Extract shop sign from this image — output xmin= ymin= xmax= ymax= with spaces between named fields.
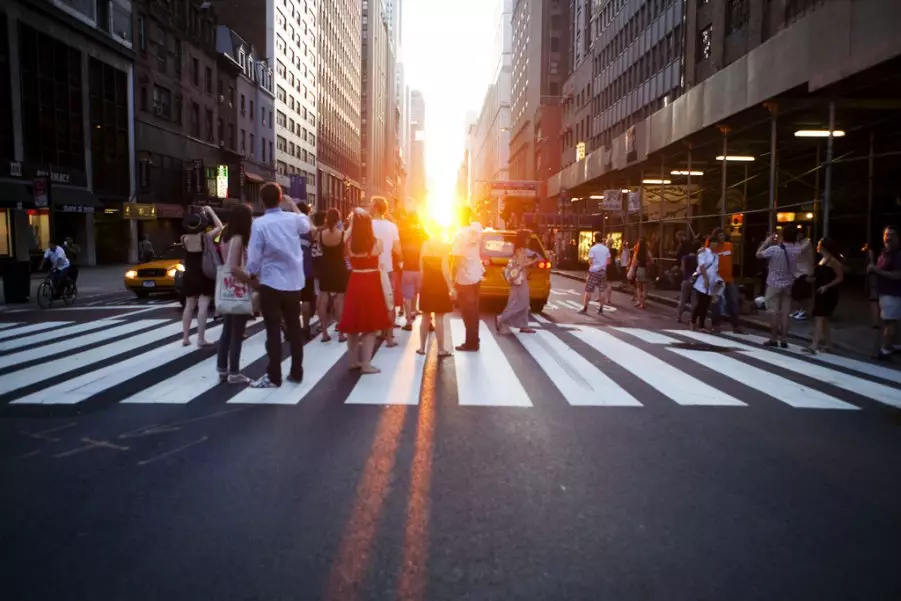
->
xmin=156 ymin=203 xmax=186 ymax=219
xmin=3 ymin=161 xmax=87 ymax=187
xmin=122 ymin=203 xmax=157 ymax=220
xmin=33 ymin=177 xmax=49 ymax=208
xmin=59 ymin=204 xmax=94 ymax=213
xmin=215 ymin=165 xmax=229 ymax=199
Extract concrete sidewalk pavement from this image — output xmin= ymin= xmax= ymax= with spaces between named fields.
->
xmin=554 ymin=269 xmax=885 ymax=358
xmin=1 ymin=264 xmax=130 ymax=305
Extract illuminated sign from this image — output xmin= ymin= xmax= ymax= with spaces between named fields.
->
xmin=215 ymin=165 xmax=229 ymax=199
xmin=576 ymin=142 xmax=586 ymax=161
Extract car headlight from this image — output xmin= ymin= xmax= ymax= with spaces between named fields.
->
xmin=173 ymin=263 xmax=185 ymax=272
xmin=125 ymin=270 xmax=137 ymax=279
xmin=167 ymin=268 xmax=177 ymax=278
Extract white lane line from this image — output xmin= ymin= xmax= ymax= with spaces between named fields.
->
xmin=0 ymin=319 xmax=122 ymax=352
xmin=0 ymin=323 xmax=21 ymax=330
xmin=344 ymin=323 xmax=426 ymax=405
xmin=11 ymin=325 xmax=223 ymax=405
xmin=562 ymin=300 xmax=584 ymax=310
xmin=0 ymin=322 xmax=70 ymax=342
xmin=0 ymin=319 xmax=169 ymax=370
xmin=572 ymin=327 xmax=746 ymax=406
xmin=549 ymin=290 xmax=569 ymax=296
xmin=544 ymin=302 xmax=559 ymax=310
xmin=667 ymin=347 xmax=858 ymax=410
xmin=123 ymin=330 xmax=268 ymax=404
xmin=722 ymin=331 xmax=901 ymax=386
xmin=450 ymin=318 xmax=532 ymax=407
xmin=514 ymin=329 xmax=642 ymax=406
xmin=532 ymin=313 xmax=552 ymax=324
xmin=52 ymin=304 xmax=181 ymax=310
xmin=0 ymin=321 xmax=186 ymax=396
xmin=613 ymin=328 xmax=680 ymax=345
xmin=671 ymin=330 xmax=901 ymax=409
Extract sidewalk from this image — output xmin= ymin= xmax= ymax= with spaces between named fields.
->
xmin=1 ymin=264 xmax=129 ymax=305
xmin=553 ymin=269 xmax=882 ymax=358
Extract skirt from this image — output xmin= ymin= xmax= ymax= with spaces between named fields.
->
xmin=337 ymin=271 xmax=394 ymax=334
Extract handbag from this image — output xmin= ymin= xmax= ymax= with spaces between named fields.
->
xmin=503 ymin=258 xmax=524 ymax=286
xmin=201 ymin=233 xmax=222 ymax=279
xmin=379 ymin=265 xmax=394 ymax=312
xmin=215 ymin=266 xmax=253 ymax=314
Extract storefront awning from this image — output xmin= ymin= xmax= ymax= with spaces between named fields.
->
xmin=51 ymin=186 xmax=103 ymax=213
xmin=0 ymin=180 xmax=32 ymax=207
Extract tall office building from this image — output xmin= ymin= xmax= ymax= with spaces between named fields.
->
xmin=316 ymin=0 xmax=363 ymax=214
xmin=217 ymin=0 xmax=319 ymax=205
xmin=361 ymin=0 xmax=393 ymax=201
xmin=408 ymin=89 xmax=426 ymax=207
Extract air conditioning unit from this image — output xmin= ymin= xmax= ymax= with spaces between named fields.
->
xmin=152 ymin=104 xmax=163 ymax=115
xmin=218 ymin=94 xmax=225 ymax=104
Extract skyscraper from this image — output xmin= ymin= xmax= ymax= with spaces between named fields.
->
xmin=361 ymin=0 xmax=394 ymax=202
xmin=316 ymin=0 xmax=363 ymax=214
xmin=408 ymin=89 xmax=426 ymax=207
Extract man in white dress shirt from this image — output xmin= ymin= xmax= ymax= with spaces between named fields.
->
xmin=370 ymin=196 xmax=402 ymax=347
xmin=246 ymin=183 xmax=312 ymax=388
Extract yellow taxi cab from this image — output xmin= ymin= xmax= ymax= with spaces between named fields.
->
xmin=477 ymin=229 xmax=552 ymax=313
xmin=124 ymin=244 xmax=185 ymax=298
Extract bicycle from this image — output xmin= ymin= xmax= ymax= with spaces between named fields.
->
xmin=36 ymin=271 xmax=78 ymax=309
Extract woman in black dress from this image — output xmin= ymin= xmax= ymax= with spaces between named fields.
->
xmin=181 ymin=206 xmax=223 ymax=347
xmin=317 ymin=208 xmax=349 ymax=343
xmin=417 ymin=235 xmax=453 ymax=357
xmin=807 ymin=237 xmax=844 ymax=354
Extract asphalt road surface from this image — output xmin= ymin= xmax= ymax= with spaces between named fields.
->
xmin=1 ymin=275 xmax=900 ymax=600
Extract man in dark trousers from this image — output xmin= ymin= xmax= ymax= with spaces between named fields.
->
xmin=246 ymin=183 xmax=311 ymax=388
xmin=451 ymin=207 xmax=485 ymax=352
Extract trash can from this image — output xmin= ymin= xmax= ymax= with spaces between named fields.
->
xmin=2 ymin=260 xmax=32 ymax=304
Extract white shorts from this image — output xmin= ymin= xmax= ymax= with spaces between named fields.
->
xmin=879 ymin=295 xmax=901 ymax=322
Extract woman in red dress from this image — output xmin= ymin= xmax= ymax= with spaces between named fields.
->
xmin=337 ymin=209 xmax=392 ymax=374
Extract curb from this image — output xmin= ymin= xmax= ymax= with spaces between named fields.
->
xmin=552 ymin=269 xmax=867 ymax=357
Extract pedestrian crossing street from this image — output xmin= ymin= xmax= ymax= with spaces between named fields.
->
xmin=0 ymin=315 xmax=899 ymax=412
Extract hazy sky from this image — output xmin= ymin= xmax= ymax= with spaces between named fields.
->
xmin=402 ymin=0 xmax=500 ymax=219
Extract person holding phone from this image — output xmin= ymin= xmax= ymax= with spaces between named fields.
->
xmin=757 ymin=228 xmax=803 ymax=347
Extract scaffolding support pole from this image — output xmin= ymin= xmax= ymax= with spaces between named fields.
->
xmin=867 ymin=130 xmax=874 ymax=245
xmin=766 ymin=103 xmax=778 ymax=234
xmin=720 ymin=125 xmax=730 ymax=231
xmin=660 ymin=154 xmax=666 ymax=259
xmin=823 ymin=100 xmax=836 ymax=238
xmin=686 ymin=146 xmax=692 ymax=237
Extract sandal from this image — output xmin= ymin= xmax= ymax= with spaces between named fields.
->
xmin=385 ymin=340 xmax=399 ymax=348
xmin=519 ymin=328 xmax=537 ymax=334
xmin=438 ymin=350 xmax=452 ymax=358
xmin=321 ymin=334 xmax=332 ymax=343
xmin=360 ymin=365 xmax=381 ymax=374
xmin=416 ymin=348 xmax=426 ymax=355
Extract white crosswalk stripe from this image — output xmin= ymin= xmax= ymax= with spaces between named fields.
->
xmin=1 ymin=318 xmax=899 ymax=412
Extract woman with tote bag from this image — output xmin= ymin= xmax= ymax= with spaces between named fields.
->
xmin=215 ymin=204 xmax=254 ymax=384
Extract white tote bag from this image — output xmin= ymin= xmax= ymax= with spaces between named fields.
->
xmin=215 ymin=266 xmax=253 ymax=315
xmin=379 ymin=265 xmax=394 ymax=313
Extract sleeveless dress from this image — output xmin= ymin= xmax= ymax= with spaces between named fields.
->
xmin=318 ymin=231 xmax=348 ymax=294
xmin=337 ymin=253 xmax=393 ymax=334
xmin=812 ymin=263 xmax=839 ymax=317
xmin=183 ymin=249 xmax=215 ymax=297
xmin=419 ymin=256 xmax=453 ymax=314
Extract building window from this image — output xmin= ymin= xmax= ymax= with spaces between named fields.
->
xmin=152 ymin=85 xmax=172 ymax=117
xmin=88 ymin=57 xmax=129 ymax=197
xmin=240 ymin=94 xmax=246 ymax=114
xmin=190 ymin=102 xmax=200 ymax=137
xmin=727 ymin=0 xmax=749 ymax=34
xmin=58 ymin=0 xmax=95 ymax=21
xmin=205 ymin=108 xmax=213 ymax=141
xmin=240 ymin=129 xmax=246 ymax=153
xmin=140 ymin=86 xmax=147 ymax=111
xmin=192 ymin=57 xmax=199 ymax=85
xmin=111 ymin=0 xmax=132 ymax=43
xmin=174 ymin=95 xmax=182 ymax=124
xmin=205 ymin=66 xmax=212 ymax=93
xmin=262 ymin=137 xmax=267 ymax=162
xmin=698 ymin=25 xmax=713 ymax=60
xmin=250 ymin=133 xmax=255 ymax=157
xmin=137 ymin=16 xmax=145 ymax=51
xmin=250 ymin=100 xmax=255 ymax=119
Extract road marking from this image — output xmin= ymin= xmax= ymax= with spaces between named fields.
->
xmin=122 ymin=329 xmax=268 ymax=404
xmin=0 ymin=319 xmax=169 ymax=370
xmin=612 ymin=328 xmax=680 ymax=345
xmin=562 ymin=300 xmax=584 ymax=310
xmin=50 ymin=303 xmax=181 ymax=310
xmin=344 ymin=322 xmax=426 ymax=405
xmin=572 ymin=327 xmax=746 ymax=406
xmin=0 ymin=319 xmax=122 ymax=352
xmin=0 ymin=323 xmax=21 ymax=330
xmin=514 ymin=329 xmax=642 ymax=406
xmin=450 ymin=318 xmax=531 ymax=407
xmin=722 ymin=331 xmax=901 ymax=385
xmin=532 ymin=313 xmax=552 ymax=324
xmin=11 ymin=324 xmax=223 ymax=405
xmin=0 ymin=321 xmax=184 ymax=396
xmin=54 ymin=437 xmax=130 ymax=458
xmin=0 ymin=321 xmax=69 ymax=341
xmin=137 ymin=436 xmax=208 ymax=467
xmin=671 ymin=330 xmax=901 ymax=409
xmin=667 ymin=347 xmax=859 ymax=410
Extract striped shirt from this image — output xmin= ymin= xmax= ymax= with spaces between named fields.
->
xmin=760 ymin=243 xmax=801 ymax=289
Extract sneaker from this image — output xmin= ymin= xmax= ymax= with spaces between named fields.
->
xmin=227 ymin=373 xmax=252 ymax=385
xmin=780 ymin=341 xmax=788 ymax=349
xmin=250 ymin=375 xmax=280 ymax=388
xmin=577 ymin=308 xmax=588 ymax=315
xmin=763 ymin=340 xmax=778 ymax=347
xmin=597 ymin=305 xmax=604 ymax=314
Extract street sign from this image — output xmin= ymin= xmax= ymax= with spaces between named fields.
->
xmin=489 ymin=180 xmax=538 ymax=198
xmin=33 ymin=177 xmax=48 ymax=208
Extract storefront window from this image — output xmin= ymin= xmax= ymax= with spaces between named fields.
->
xmin=28 ymin=209 xmax=51 ymax=251
xmin=0 ymin=209 xmax=10 ymax=256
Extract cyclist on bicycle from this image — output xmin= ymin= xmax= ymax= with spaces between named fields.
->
xmin=42 ymin=241 xmax=71 ymax=299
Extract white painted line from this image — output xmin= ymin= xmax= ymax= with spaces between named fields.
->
xmin=0 ymin=321 xmax=186 ymax=396
xmin=52 ymin=304 xmax=181 ymax=310
xmin=0 ymin=319 xmax=169 ymax=370
xmin=532 ymin=313 xmax=552 ymax=324
xmin=344 ymin=322 xmax=426 ymax=405
xmin=572 ymin=327 xmax=746 ymax=406
xmin=11 ymin=325 xmax=223 ymax=405
xmin=0 ymin=323 xmax=21 ymax=330
xmin=601 ymin=305 xmax=618 ymax=312
xmin=515 ymin=329 xmax=642 ymax=406
xmin=562 ymin=300 xmax=584 ymax=310
xmin=671 ymin=329 xmax=901 ymax=409
xmin=667 ymin=347 xmax=859 ymax=410
xmin=123 ymin=330 xmax=268 ymax=404
xmin=722 ymin=331 xmax=901 ymax=386
xmin=549 ymin=290 xmax=568 ymax=296
xmin=0 ymin=322 xmax=70 ymax=342
xmin=0 ymin=319 xmax=122 ymax=352
xmin=613 ymin=328 xmax=680 ymax=345
xmin=544 ymin=301 xmax=559 ymax=310
xmin=450 ymin=318 xmax=532 ymax=407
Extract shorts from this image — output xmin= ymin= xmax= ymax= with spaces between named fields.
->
xmin=585 ymin=270 xmax=607 ymax=293
xmin=401 ymin=271 xmax=422 ymax=300
xmin=879 ymin=295 xmax=901 ymax=322
xmin=765 ymin=285 xmax=792 ymax=315
xmin=301 ymin=278 xmax=316 ymax=304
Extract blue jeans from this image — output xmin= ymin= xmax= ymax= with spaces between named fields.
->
xmin=712 ymin=281 xmax=740 ymax=328
xmin=50 ymin=267 xmax=69 ymax=296
xmin=217 ymin=314 xmax=250 ymax=375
